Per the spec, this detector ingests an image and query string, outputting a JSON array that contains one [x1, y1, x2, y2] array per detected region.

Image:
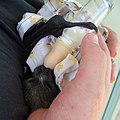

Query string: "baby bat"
[[23, 15, 98, 112], [23, 65, 60, 112]]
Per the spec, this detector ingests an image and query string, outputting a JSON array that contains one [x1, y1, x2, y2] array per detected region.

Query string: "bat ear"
[[33, 65, 45, 77], [33, 65, 55, 83]]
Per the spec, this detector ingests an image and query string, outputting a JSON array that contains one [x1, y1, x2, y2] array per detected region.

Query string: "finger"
[[97, 33, 111, 96], [78, 33, 107, 91], [97, 32, 111, 65], [102, 25, 119, 57], [110, 63, 116, 83]]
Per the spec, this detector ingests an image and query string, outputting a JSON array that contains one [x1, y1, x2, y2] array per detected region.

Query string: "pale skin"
[[28, 27, 119, 120]]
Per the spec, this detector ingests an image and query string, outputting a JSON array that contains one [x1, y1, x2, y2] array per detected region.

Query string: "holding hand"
[[104, 26, 119, 83], [28, 28, 119, 120]]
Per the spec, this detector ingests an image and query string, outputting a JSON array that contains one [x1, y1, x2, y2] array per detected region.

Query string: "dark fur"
[[23, 65, 60, 112]]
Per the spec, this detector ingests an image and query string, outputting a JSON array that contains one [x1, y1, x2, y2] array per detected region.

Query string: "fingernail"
[[111, 76, 116, 83], [88, 33, 99, 45], [113, 51, 118, 59]]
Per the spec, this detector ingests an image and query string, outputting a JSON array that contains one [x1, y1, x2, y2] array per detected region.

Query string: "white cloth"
[[17, 13, 43, 39], [54, 54, 79, 90], [38, 0, 82, 21], [26, 35, 56, 71]]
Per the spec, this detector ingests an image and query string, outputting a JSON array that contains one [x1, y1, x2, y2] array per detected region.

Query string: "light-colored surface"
[[103, 0, 120, 39], [102, 71, 120, 120], [115, 108, 120, 120]]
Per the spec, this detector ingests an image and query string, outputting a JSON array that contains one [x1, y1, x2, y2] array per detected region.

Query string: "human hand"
[[79, 31, 111, 109], [102, 26, 119, 83], [28, 29, 118, 120], [45, 32, 112, 120]]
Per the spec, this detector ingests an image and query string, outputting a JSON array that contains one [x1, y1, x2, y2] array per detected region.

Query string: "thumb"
[[80, 32, 107, 68], [80, 33, 100, 57], [76, 33, 107, 85]]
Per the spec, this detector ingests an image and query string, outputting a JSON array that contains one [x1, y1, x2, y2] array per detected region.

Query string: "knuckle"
[[88, 45, 107, 60]]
